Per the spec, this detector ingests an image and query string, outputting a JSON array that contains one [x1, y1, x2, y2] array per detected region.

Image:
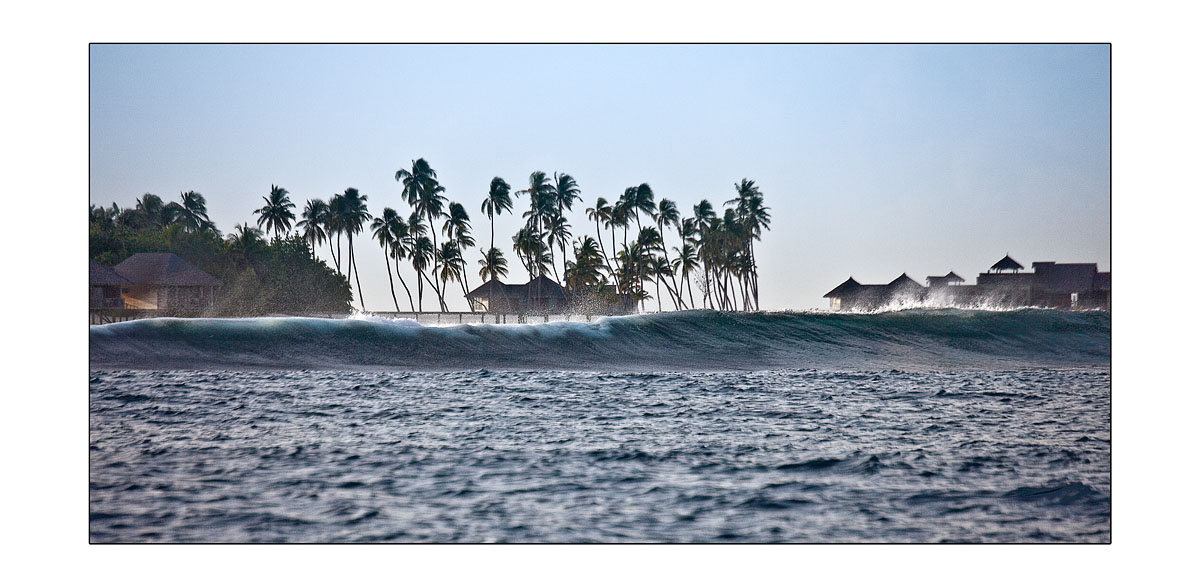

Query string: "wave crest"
[[89, 309, 1110, 370]]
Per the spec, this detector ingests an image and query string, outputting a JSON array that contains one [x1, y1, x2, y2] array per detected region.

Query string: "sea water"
[[89, 309, 1110, 542]]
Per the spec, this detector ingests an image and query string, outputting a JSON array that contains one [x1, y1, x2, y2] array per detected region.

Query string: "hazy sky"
[[90, 44, 1110, 311]]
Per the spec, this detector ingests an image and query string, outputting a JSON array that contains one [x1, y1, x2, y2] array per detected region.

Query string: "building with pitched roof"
[[112, 253, 222, 311], [90, 259, 130, 310], [824, 255, 1110, 311]]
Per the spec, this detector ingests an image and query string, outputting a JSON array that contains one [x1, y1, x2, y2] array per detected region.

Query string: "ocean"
[[89, 309, 1110, 542]]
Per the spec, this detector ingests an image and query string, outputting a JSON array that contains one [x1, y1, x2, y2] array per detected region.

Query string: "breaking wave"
[[88, 309, 1110, 371]]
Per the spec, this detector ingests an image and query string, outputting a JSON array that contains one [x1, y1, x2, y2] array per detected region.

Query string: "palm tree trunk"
[[335, 232, 343, 275], [383, 248, 400, 312], [685, 271, 695, 309], [394, 256, 415, 312], [416, 269, 424, 312], [349, 235, 365, 311], [427, 211, 446, 311]]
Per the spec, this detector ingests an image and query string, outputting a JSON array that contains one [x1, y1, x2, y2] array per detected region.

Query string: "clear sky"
[[90, 44, 1110, 311]]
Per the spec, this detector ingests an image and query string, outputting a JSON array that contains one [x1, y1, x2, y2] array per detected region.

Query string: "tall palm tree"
[[546, 214, 571, 283], [396, 158, 448, 310], [630, 183, 656, 232], [516, 171, 555, 278], [327, 192, 347, 275], [387, 213, 416, 312], [297, 199, 332, 261], [725, 179, 770, 310], [673, 242, 700, 309], [410, 235, 434, 312], [586, 197, 616, 281], [442, 202, 476, 304], [372, 208, 404, 312], [552, 172, 581, 278], [437, 241, 468, 300], [254, 184, 296, 240], [337, 188, 371, 311], [654, 198, 680, 244], [480, 176, 512, 251], [693, 199, 717, 309]]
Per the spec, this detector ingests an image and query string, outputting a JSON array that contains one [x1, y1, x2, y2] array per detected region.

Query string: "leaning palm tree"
[[337, 188, 371, 311], [326, 193, 347, 275], [480, 176, 512, 251], [297, 199, 332, 261], [372, 208, 404, 311], [254, 184, 296, 240]]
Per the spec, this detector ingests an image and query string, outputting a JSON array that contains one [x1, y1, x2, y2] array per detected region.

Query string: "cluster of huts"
[[89, 253, 222, 321], [823, 255, 1111, 311]]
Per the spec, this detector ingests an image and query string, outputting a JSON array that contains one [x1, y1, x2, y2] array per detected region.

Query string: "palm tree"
[[546, 214, 571, 283], [630, 183, 656, 232], [396, 158, 448, 310], [480, 176, 512, 251], [297, 199, 332, 261], [226, 223, 264, 266], [478, 247, 509, 282], [437, 241, 468, 300], [586, 197, 616, 281], [516, 171, 555, 278], [654, 198, 680, 244], [693, 199, 717, 309], [673, 242, 700, 309], [175, 191, 214, 233], [135, 193, 175, 229], [387, 213, 416, 312], [565, 236, 605, 292], [372, 208, 404, 312], [410, 235, 434, 312], [725, 179, 770, 310], [552, 172, 581, 278], [442, 202, 475, 299], [337, 188, 371, 311], [327, 192, 347, 275], [254, 184, 296, 240]]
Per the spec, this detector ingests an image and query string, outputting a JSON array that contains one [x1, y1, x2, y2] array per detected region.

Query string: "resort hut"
[[466, 278, 516, 313], [989, 254, 1024, 274], [113, 252, 222, 312], [523, 274, 568, 312], [926, 271, 965, 288], [822, 277, 862, 310], [89, 259, 130, 310]]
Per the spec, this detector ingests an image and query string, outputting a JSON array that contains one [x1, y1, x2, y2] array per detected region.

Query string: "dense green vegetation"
[[89, 192, 352, 315], [91, 160, 771, 314]]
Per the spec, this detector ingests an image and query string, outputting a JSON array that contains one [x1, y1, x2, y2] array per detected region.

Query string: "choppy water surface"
[[90, 366, 1110, 542]]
